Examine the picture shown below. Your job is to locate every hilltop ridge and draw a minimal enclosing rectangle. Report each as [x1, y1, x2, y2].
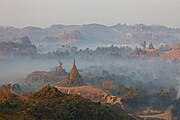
[0, 85, 133, 120]
[0, 23, 179, 47]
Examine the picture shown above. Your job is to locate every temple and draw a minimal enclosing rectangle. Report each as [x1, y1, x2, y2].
[145, 42, 156, 52]
[65, 59, 84, 86]
[56, 61, 63, 73]
[70, 60, 80, 80]
[55, 61, 67, 76]
[148, 42, 155, 49]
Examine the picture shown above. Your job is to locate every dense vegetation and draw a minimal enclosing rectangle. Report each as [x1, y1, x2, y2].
[40, 45, 132, 60]
[172, 98, 180, 119]
[20, 71, 66, 92]
[16, 62, 178, 115]
[122, 89, 176, 112]
[0, 85, 133, 120]
[1, 45, 179, 119]
[80, 70, 177, 113]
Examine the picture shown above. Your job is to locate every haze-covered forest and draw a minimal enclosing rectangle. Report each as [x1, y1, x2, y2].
[0, 21, 179, 120]
[1, 0, 180, 119]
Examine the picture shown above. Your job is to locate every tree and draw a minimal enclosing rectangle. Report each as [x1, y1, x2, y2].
[118, 83, 126, 95]
[125, 86, 138, 98]
[141, 41, 146, 49]
[102, 80, 114, 89]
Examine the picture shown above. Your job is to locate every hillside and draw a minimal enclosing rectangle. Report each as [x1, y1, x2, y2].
[0, 42, 36, 56]
[0, 85, 133, 120]
[172, 98, 180, 119]
[161, 50, 180, 60]
[20, 69, 67, 92]
[55, 86, 123, 107]
[0, 36, 36, 56]
[0, 23, 180, 48]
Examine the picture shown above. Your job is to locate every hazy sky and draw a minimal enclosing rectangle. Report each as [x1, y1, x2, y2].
[0, 0, 180, 28]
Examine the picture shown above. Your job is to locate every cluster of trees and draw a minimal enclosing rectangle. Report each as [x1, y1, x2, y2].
[42, 45, 132, 60]
[172, 98, 180, 119]
[122, 89, 176, 112]
[81, 69, 164, 95]
[79, 69, 177, 113]
[82, 70, 132, 87]
[91, 76, 174, 112]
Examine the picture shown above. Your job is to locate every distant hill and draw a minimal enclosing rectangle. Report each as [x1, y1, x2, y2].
[0, 23, 180, 47]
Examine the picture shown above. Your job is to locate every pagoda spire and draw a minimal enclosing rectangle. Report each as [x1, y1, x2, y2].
[70, 59, 79, 80]
[64, 59, 84, 86]
[73, 59, 76, 68]
[148, 42, 154, 49]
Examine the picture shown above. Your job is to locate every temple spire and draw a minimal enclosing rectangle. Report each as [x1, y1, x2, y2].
[73, 59, 76, 68]
[64, 59, 84, 86]
[148, 42, 154, 49]
[55, 61, 67, 76]
[70, 59, 79, 80]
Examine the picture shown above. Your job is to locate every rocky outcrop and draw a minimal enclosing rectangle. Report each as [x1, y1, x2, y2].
[0, 37, 36, 56]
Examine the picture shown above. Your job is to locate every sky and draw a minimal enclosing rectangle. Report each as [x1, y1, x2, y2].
[0, 0, 180, 28]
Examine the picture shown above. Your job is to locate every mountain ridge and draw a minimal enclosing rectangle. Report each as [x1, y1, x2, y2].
[0, 23, 180, 47]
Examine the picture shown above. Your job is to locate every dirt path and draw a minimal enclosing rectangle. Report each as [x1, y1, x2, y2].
[139, 106, 173, 120]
